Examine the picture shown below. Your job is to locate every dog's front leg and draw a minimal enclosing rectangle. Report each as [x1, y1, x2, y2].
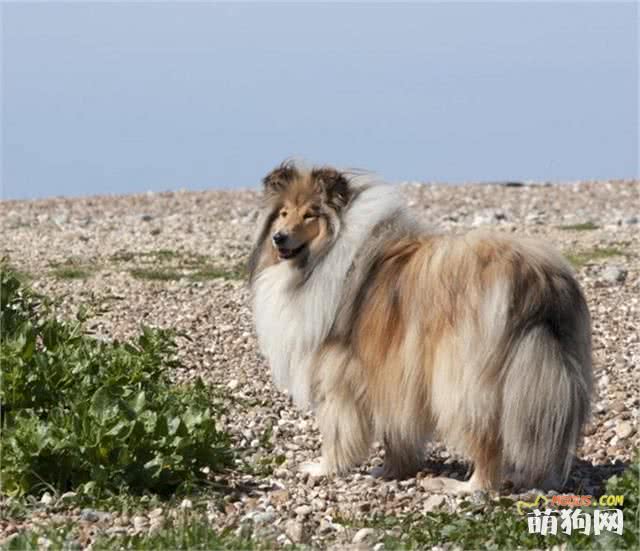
[300, 387, 372, 477]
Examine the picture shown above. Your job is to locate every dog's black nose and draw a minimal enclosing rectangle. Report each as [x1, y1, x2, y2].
[273, 231, 287, 245]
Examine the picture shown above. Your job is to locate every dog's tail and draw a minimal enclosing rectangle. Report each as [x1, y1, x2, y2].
[500, 285, 592, 489]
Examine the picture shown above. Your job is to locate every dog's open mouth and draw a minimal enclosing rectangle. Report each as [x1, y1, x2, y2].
[277, 244, 306, 260]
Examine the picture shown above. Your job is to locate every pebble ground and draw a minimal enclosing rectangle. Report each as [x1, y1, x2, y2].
[1, 179, 638, 548]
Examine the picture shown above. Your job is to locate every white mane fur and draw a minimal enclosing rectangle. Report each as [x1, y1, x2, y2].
[253, 179, 403, 407]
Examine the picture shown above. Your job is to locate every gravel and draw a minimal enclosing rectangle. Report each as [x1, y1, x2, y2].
[1, 179, 638, 548]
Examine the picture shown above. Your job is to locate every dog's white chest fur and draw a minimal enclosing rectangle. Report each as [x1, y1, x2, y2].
[252, 183, 402, 407]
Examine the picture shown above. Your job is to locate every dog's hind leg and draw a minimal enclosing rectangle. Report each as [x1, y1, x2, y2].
[370, 434, 424, 479]
[421, 437, 502, 494]
[300, 388, 373, 477]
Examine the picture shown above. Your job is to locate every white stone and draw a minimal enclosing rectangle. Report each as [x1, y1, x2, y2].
[616, 421, 635, 440]
[132, 515, 148, 530]
[601, 265, 627, 284]
[148, 507, 163, 519]
[295, 504, 312, 517]
[352, 527, 377, 544]
[423, 494, 446, 512]
[285, 519, 306, 543]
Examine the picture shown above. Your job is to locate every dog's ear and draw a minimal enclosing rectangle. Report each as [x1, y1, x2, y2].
[262, 162, 298, 195]
[312, 168, 351, 208]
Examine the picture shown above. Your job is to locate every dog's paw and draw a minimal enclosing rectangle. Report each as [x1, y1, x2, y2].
[420, 476, 474, 495]
[299, 459, 329, 477]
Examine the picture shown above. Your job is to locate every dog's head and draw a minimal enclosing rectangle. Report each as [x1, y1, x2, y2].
[248, 161, 353, 279]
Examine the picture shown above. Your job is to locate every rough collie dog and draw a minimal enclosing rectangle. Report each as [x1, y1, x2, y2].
[248, 162, 592, 493]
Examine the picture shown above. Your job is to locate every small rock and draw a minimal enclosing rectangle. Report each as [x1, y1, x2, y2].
[601, 266, 627, 284]
[472, 209, 507, 226]
[235, 523, 253, 539]
[270, 489, 290, 505]
[318, 519, 336, 535]
[60, 491, 77, 501]
[276, 534, 293, 546]
[357, 501, 371, 513]
[132, 515, 148, 531]
[472, 213, 492, 227]
[616, 421, 635, 440]
[228, 379, 239, 391]
[526, 212, 544, 224]
[148, 507, 163, 519]
[352, 527, 377, 544]
[624, 215, 638, 225]
[149, 517, 165, 533]
[295, 504, 312, 517]
[80, 509, 100, 522]
[423, 494, 446, 512]
[40, 492, 54, 505]
[180, 498, 193, 509]
[312, 498, 327, 511]
[253, 512, 276, 524]
[470, 490, 489, 505]
[37, 537, 52, 549]
[285, 519, 308, 543]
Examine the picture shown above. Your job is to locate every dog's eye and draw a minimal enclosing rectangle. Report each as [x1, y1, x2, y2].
[303, 213, 317, 220]
[280, 211, 287, 218]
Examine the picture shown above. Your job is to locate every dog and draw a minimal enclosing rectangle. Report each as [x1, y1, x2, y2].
[248, 161, 592, 493]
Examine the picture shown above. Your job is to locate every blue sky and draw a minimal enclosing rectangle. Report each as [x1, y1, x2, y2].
[2, 2, 638, 200]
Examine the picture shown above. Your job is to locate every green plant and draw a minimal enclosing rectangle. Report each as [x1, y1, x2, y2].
[110, 249, 246, 282]
[93, 513, 267, 550]
[129, 268, 184, 281]
[48, 257, 96, 280]
[558, 222, 600, 231]
[189, 265, 246, 282]
[3, 513, 277, 551]
[51, 266, 93, 280]
[565, 246, 628, 269]
[2, 523, 80, 551]
[0, 264, 233, 497]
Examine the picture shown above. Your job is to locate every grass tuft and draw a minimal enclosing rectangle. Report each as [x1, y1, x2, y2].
[2, 513, 277, 551]
[129, 268, 184, 281]
[93, 513, 269, 550]
[558, 221, 600, 231]
[51, 266, 93, 280]
[565, 246, 629, 269]
[119, 249, 247, 282]
[48, 257, 96, 280]
[189, 265, 246, 282]
[0, 260, 32, 282]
